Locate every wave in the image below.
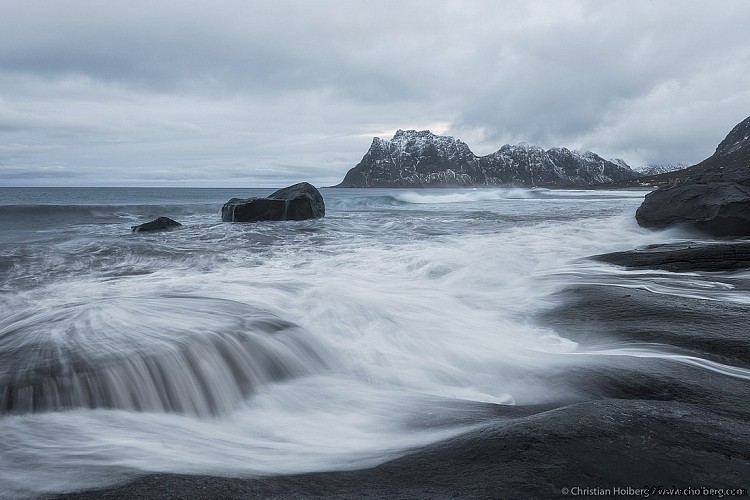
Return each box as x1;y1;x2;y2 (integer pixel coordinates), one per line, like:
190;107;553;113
0;203;219;229
325;195;407;210
386;188;647;205
393;188;539;204
545;189;650;199
325;188;552;210
0;295;330;416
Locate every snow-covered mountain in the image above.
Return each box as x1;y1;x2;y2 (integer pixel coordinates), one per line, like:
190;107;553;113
633;164;688;177
336;130;638;188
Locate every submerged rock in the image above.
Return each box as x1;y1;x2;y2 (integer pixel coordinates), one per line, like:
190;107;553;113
131;217;181;232
635;116;750;236
222;182;325;222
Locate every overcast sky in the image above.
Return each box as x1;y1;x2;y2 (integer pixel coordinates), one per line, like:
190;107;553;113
1;0;749;187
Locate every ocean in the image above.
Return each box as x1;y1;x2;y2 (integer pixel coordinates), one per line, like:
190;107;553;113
1;186;749;497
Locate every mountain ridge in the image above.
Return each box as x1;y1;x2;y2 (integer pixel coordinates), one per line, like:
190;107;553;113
336;130;638;188
634;164;688;177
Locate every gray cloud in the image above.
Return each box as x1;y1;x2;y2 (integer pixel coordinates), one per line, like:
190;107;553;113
1;0;749;186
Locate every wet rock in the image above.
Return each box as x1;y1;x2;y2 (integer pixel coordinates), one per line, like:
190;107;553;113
221;182;325;222
593;241;750;272
636;180;750;236
131;217;181;232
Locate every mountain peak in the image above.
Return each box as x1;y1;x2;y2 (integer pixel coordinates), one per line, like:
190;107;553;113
392;129;435;139
714;116;750;158
336;130;636;188
501;143;546;154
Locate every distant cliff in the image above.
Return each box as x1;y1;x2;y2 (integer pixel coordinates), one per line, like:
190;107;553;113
336;129;638;188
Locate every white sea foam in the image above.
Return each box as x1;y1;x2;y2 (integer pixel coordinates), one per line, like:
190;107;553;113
393;188;537;204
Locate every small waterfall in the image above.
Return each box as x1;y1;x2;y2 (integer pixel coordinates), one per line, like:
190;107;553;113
0;295;329;416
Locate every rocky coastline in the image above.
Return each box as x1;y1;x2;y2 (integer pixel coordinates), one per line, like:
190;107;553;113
47;117;750;499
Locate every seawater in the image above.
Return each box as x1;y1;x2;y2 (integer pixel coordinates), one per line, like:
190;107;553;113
1;187;748;497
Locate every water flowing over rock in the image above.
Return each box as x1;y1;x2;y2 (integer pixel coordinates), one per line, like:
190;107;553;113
0;296;329;416
222;182;325;222
636;116;750;236
336;129;638;187
131;216;181;232
593;242;750;272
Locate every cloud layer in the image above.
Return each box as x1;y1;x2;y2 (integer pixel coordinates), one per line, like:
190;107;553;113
1;0;749;186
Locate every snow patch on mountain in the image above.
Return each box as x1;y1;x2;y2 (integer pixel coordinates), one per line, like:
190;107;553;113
633;164;689;176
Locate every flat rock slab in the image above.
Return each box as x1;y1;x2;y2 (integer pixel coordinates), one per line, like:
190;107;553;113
593;241;750;272
541;283;750;366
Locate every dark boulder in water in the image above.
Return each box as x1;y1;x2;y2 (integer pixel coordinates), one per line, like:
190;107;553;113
222;182;325;222
131;217;181;233
635;116;750;236
636;178;750;236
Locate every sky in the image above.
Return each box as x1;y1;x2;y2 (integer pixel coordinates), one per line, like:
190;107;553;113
1;0;749;187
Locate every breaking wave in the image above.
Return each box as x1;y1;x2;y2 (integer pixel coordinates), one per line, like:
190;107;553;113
0;295;329;416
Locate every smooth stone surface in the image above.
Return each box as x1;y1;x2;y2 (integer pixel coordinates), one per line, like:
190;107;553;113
636;181;750;236
541;283;750;367
593;241;750;272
